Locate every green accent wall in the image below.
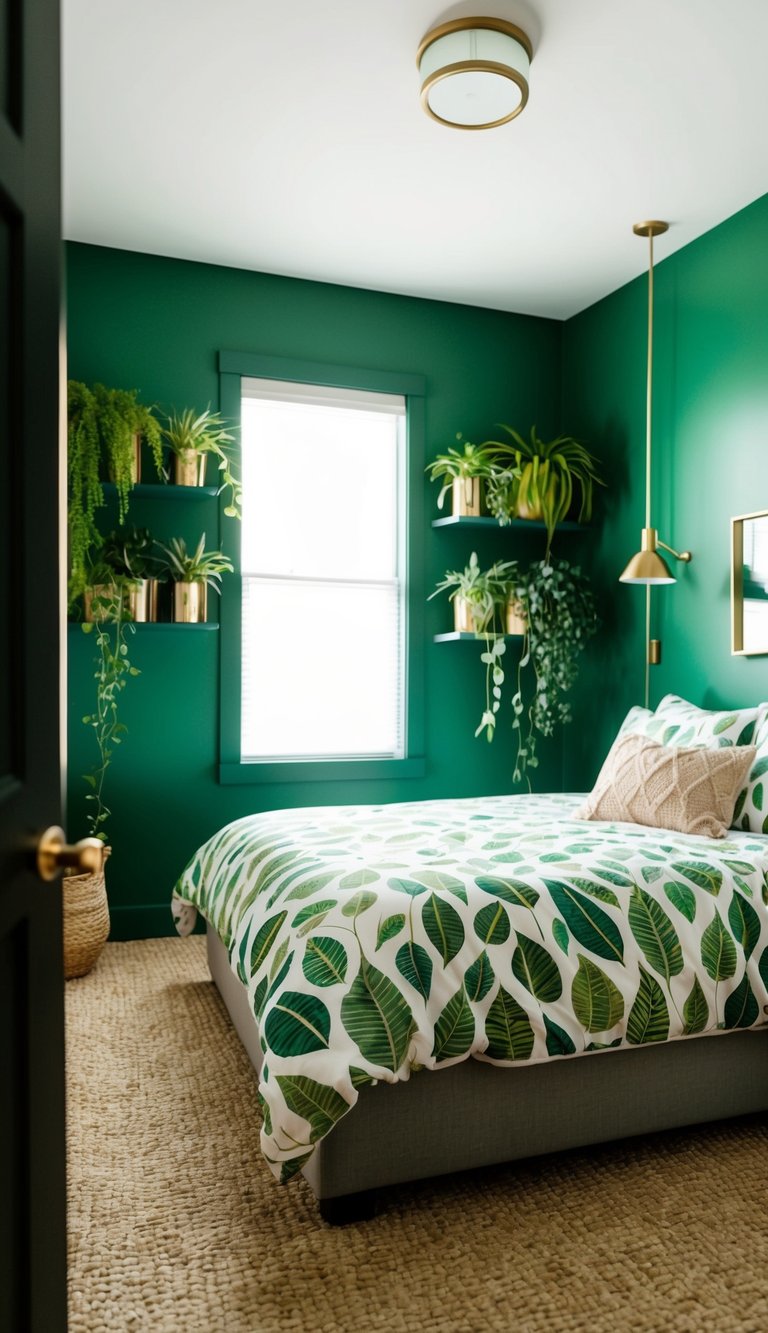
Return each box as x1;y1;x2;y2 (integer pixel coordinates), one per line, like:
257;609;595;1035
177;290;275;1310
561;192;768;789
66;242;564;938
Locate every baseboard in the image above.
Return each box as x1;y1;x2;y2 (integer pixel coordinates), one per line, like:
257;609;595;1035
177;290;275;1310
109;902;206;941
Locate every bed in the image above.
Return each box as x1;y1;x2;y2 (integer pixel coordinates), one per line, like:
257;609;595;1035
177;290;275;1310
173;787;768;1222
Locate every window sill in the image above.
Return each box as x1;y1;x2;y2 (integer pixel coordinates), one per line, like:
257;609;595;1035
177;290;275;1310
219;756;426;785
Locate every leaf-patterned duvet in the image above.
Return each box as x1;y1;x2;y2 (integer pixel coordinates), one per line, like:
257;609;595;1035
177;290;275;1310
172;793;768;1182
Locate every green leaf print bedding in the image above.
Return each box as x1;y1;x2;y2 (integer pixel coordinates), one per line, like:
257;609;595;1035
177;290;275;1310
171;793;768;1183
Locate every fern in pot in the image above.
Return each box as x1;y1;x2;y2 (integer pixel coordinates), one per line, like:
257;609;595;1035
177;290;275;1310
67;380;164;601
429;552;519;742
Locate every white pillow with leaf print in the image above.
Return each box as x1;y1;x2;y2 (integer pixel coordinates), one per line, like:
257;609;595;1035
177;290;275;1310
616;705;654;738
732;706;768;834
650;694;762;749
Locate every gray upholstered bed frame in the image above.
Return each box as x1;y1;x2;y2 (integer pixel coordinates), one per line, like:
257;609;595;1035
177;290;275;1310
207;924;768;1222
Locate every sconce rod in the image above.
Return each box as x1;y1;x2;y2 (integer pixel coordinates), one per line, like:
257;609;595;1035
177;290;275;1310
645;586;651;709
657;538;692;563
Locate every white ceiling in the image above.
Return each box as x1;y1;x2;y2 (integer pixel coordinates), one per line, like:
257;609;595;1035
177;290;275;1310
62;0;768;321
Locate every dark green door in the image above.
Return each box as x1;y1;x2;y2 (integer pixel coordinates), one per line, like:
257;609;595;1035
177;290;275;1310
0;0;67;1328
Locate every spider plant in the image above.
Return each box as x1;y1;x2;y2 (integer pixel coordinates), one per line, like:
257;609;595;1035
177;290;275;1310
155;534;234;591
425;435;498;513
481;424;605;550
162;407;241;518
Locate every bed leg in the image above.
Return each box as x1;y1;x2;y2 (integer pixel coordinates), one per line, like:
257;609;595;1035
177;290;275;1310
318;1190;377;1226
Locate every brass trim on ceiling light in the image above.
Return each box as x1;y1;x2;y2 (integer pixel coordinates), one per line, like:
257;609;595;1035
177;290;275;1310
420;60;529;129
632;221;670;239
415;16;534;67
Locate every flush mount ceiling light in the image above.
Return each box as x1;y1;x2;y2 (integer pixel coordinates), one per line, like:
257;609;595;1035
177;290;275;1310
417;17;532;130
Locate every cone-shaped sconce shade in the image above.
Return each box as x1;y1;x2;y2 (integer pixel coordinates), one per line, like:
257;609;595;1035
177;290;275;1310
619;527;676;584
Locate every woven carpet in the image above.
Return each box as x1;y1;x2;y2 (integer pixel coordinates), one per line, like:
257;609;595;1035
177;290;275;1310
66;937;768;1333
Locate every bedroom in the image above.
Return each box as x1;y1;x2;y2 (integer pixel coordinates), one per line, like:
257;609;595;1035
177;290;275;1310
5;0;768;1329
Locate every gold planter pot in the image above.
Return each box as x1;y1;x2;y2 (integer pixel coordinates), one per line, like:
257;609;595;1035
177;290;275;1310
453;595;475;634
108;432;141;485
174;581;207;623
514;499;544;521
63;853;111;980
452;476;482;517
453;596;493;635
174;449;207;487
84;579;159;623
83;583;120;623
125;578;159;623
506;599;527;637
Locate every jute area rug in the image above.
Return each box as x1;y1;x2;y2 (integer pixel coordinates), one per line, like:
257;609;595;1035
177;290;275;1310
66;938;768;1333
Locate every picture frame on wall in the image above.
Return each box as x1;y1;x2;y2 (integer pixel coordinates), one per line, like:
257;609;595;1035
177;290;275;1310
732;510;768;655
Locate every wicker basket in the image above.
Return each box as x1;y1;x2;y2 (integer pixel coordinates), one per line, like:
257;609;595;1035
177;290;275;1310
63;858;111;980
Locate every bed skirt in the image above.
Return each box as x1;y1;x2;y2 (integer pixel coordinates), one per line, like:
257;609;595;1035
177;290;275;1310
206;925;768;1202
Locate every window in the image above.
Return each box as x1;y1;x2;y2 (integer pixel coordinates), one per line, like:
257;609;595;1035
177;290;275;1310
240;378;406;762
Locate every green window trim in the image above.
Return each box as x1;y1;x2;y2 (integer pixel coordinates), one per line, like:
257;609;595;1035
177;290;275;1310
217;350;426;785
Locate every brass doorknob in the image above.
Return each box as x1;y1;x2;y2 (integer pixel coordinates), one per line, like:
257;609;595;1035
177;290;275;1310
36;826;106;882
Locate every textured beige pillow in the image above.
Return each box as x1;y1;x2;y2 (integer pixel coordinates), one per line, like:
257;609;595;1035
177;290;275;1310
576;733;757;838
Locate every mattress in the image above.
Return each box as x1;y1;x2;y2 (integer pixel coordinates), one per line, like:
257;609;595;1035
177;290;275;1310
173;792;768;1183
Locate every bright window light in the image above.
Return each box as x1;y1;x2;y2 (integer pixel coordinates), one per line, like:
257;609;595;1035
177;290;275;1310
240;378;406;762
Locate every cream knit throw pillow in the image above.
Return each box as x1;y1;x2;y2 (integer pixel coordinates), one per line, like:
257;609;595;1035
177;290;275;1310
576;733;757;838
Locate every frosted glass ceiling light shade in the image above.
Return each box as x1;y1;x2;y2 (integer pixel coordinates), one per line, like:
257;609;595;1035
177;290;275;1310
417;18;532;130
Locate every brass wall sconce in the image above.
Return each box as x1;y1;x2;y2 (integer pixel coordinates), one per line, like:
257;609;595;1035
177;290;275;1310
619;220;692;706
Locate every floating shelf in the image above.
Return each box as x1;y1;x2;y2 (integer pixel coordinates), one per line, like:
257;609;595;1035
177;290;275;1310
68;622;219;632
432;515;583;531
102;482;219;500
433;631;523;643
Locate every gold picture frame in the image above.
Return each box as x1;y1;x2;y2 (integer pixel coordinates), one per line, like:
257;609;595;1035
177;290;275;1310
732;510;768;655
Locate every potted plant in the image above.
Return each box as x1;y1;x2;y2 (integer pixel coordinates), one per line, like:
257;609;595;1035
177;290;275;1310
65;582;141;978
162;407;241;517
425;435;499;517
481;424;605;550
67;381;164;600
507;558;598;782
430;553;519;741
430;555;597;771
100;526;164;622
155;534;234;623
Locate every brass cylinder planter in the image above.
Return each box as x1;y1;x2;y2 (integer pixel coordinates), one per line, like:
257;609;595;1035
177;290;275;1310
453;596;493;635
130;432;141;484
108;432;141;485
173;580;207;623
452;476;482;517
63;857;111;980
506;599;527;637
83;583;119;623
174;449;207;487
125;578;159;623
454;595;474;634
514;498;544;521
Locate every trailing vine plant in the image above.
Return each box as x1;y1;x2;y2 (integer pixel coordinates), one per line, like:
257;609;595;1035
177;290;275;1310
430;555;598;781
509;558;598;784
80;581;140;843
